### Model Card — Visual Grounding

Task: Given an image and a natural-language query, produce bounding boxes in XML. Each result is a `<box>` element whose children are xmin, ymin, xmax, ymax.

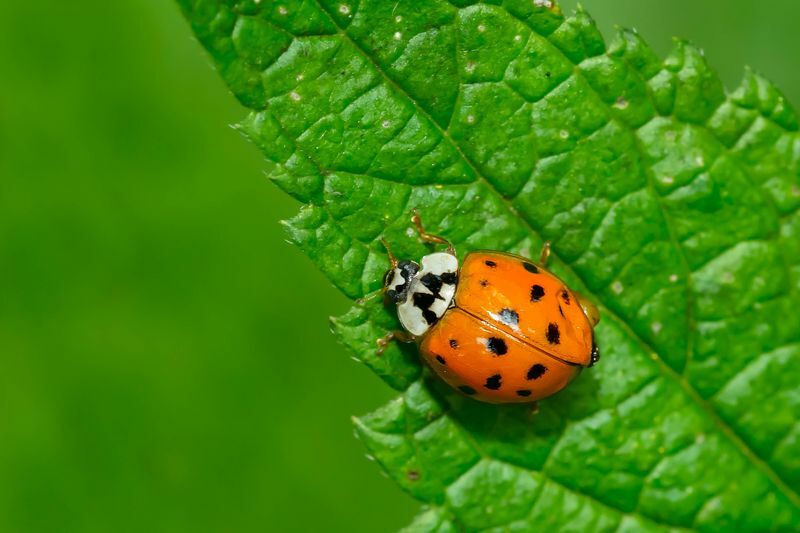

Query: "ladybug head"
<box><xmin>383</xmin><ymin>260</ymin><xmax>419</xmax><ymax>303</ymax></box>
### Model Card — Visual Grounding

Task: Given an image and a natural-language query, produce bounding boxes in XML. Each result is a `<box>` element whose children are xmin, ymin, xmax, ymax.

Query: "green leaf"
<box><xmin>179</xmin><ymin>0</ymin><xmax>800</xmax><ymax>529</ymax></box>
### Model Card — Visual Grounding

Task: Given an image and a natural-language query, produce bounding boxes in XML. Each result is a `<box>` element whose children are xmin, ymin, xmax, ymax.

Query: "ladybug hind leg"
<box><xmin>574</xmin><ymin>291</ymin><xmax>600</xmax><ymax>327</ymax></box>
<box><xmin>376</xmin><ymin>330</ymin><xmax>416</xmax><ymax>355</ymax></box>
<box><xmin>539</xmin><ymin>241</ymin><xmax>551</xmax><ymax>266</ymax></box>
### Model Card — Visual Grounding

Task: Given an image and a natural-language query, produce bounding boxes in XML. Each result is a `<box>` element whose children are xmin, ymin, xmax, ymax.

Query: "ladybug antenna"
<box><xmin>410</xmin><ymin>208</ymin><xmax>455</xmax><ymax>255</ymax></box>
<box><xmin>380</xmin><ymin>237</ymin><xmax>398</xmax><ymax>269</ymax></box>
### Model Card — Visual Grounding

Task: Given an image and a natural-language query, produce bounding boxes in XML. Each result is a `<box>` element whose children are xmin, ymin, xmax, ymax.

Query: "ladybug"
<box><xmin>377</xmin><ymin>210</ymin><xmax>600</xmax><ymax>404</ymax></box>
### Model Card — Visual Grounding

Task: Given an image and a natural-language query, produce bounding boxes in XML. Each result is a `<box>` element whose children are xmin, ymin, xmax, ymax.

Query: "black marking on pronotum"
<box><xmin>449</xmin><ymin>339</ymin><xmax>459</xmax><ymax>349</ymax></box>
<box><xmin>486</xmin><ymin>337</ymin><xmax>508</xmax><ymax>355</ymax></box>
<box><xmin>386</xmin><ymin>260</ymin><xmax>419</xmax><ymax>302</ymax></box>
<box><xmin>498</xmin><ymin>308</ymin><xmax>519</xmax><ymax>327</ymax></box>
<box><xmin>561</xmin><ymin>289</ymin><xmax>571</xmax><ymax>305</ymax></box>
<box><xmin>485</xmin><ymin>260</ymin><xmax>497</xmax><ymax>268</ymax></box>
<box><xmin>530</xmin><ymin>284</ymin><xmax>545</xmax><ymax>302</ymax></box>
<box><xmin>419</xmin><ymin>272</ymin><xmax>444</xmax><ymax>299</ymax></box>
<box><xmin>546</xmin><ymin>323</ymin><xmax>561</xmax><ymax>345</ymax></box>
<box><xmin>522</xmin><ymin>262</ymin><xmax>539</xmax><ymax>274</ymax></box>
<box><xmin>440</xmin><ymin>272</ymin><xmax>457</xmax><ymax>285</ymax></box>
<box><xmin>479</xmin><ymin>279</ymin><xmax>489</xmax><ymax>287</ymax></box>
<box><xmin>435</xmin><ymin>355</ymin><xmax>446</xmax><ymax>365</ymax></box>
<box><xmin>527</xmin><ymin>364</ymin><xmax>546</xmax><ymax>380</ymax></box>
<box><xmin>459</xmin><ymin>385</ymin><xmax>476</xmax><ymax>395</ymax></box>
<box><xmin>516</xmin><ymin>389</ymin><xmax>532</xmax><ymax>397</ymax></box>
<box><xmin>485</xmin><ymin>374</ymin><xmax>502</xmax><ymax>390</ymax></box>
<box><xmin>413</xmin><ymin>292</ymin><xmax>438</xmax><ymax>325</ymax></box>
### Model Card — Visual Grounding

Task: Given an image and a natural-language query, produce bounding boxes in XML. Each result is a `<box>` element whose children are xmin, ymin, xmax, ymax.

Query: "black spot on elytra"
<box><xmin>522</xmin><ymin>262</ymin><xmax>539</xmax><ymax>274</ymax></box>
<box><xmin>561</xmin><ymin>289</ymin><xmax>571</xmax><ymax>305</ymax></box>
<box><xmin>449</xmin><ymin>339</ymin><xmax>458</xmax><ymax>349</ymax></box>
<box><xmin>485</xmin><ymin>374</ymin><xmax>502</xmax><ymax>390</ymax></box>
<box><xmin>441</xmin><ymin>271</ymin><xmax>457</xmax><ymax>285</ymax></box>
<box><xmin>458</xmin><ymin>385</ymin><xmax>476</xmax><ymax>395</ymax></box>
<box><xmin>546</xmin><ymin>323</ymin><xmax>561</xmax><ymax>345</ymax></box>
<box><xmin>435</xmin><ymin>355</ymin><xmax>446</xmax><ymax>365</ymax></box>
<box><xmin>558</xmin><ymin>304</ymin><xmax>565</xmax><ymax>318</ymax></box>
<box><xmin>486</xmin><ymin>337</ymin><xmax>508</xmax><ymax>356</ymax></box>
<box><xmin>485</xmin><ymin>260</ymin><xmax>497</xmax><ymax>268</ymax></box>
<box><xmin>498</xmin><ymin>308</ymin><xmax>519</xmax><ymax>327</ymax></box>
<box><xmin>530</xmin><ymin>284</ymin><xmax>545</xmax><ymax>302</ymax></box>
<box><xmin>527</xmin><ymin>363</ymin><xmax>546</xmax><ymax>380</ymax></box>
<box><xmin>516</xmin><ymin>389</ymin><xmax>532</xmax><ymax>397</ymax></box>
<box><xmin>479</xmin><ymin>279</ymin><xmax>489</xmax><ymax>287</ymax></box>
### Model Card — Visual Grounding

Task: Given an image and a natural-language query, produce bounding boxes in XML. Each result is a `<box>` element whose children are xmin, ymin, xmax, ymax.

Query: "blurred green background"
<box><xmin>0</xmin><ymin>1</ymin><xmax>797</xmax><ymax>531</ymax></box>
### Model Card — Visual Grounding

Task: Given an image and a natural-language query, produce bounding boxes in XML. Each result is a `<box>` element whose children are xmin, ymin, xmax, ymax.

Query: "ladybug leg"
<box><xmin>589</xmin><ymin>337</ymin><xmax>601</xmax><ymax>367</ymax></box>
<box><xmin>380</xmin><ymin>237</ymin><xmax>399</xmax><ymax>269</ymax></box>
<box><xmin>539</xmin><ymin>241</ymin><xmax>551</xmax><ymax>266</ymax></box>
<box><xmin>574</xmin><ymin>292</ymin><xmax>601</xmax><ymax>327</ymax></box>
<box><xmin>411</xmin><ymin>208</ymin><xmax>455</xmax><ymax>255</ymax></box>
<box><xmin>356</xmin><ymin>290</ymin><xmax>383</xmax><ymax>306</ymax></box>
<box><xmin>376</xmin><ymin>330</ymin><xmax>416</xmax><ymax>355</ymax></box>
<box><xmin>526</xmin><ymin>402</ymin><xmax>540</xmax><ymax>420</ymax></box>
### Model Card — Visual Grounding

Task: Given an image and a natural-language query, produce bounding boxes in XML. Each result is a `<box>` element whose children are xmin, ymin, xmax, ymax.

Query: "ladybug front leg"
<box><xmin>376</xmin><ymin>330</ymin><xmax>417</xmax><ymax>355</ymax></box>
<box><xmin>411</xmin><ymin>208</ymin><xmax>455</xmax><ymax>255</ymax></box>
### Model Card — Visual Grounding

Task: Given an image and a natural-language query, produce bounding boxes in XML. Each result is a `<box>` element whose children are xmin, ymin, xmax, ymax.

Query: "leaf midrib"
<box><xmin>293</xmin><ymin>0</ymin><xmax>800</xmax><ymax>508</ymax></box>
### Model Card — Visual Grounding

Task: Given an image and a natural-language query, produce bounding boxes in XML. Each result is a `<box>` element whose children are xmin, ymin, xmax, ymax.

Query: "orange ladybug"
<box><xmin>378</xmin><ymin>210</ymin><xmax>600</xmax><ymax>404</ymax></box>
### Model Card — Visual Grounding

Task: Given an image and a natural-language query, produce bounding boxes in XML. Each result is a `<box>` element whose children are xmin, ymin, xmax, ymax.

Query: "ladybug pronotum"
<box><xmin>377</xmin><ymin>210</ymin><xmax>600</xmax><ymax>404</ymax></box>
